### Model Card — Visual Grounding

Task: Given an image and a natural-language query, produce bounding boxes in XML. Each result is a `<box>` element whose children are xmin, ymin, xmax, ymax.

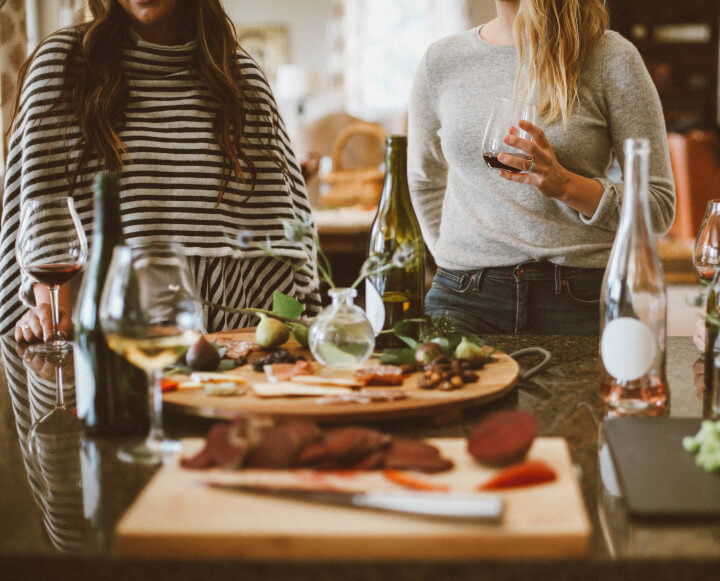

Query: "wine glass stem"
<box><xmin>54</xmin><ymin>363</ymin><xmax>65</xmax><ymax>410</ymax></box>
<box><xmin>146</xmin><ymin>370</ymin><xmax>166</xmax><ymax>446</ymax></box>
<box><xmin>48</xmin><ymin>285</ymin><xmax>62</xmax><ymax>342</ymax></box>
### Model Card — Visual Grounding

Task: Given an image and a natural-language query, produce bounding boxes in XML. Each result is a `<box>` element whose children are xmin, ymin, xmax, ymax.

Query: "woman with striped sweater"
<box><xmin>2</xmin><ymin>0</ymin><xmax>320</xmax><ymax>342</ymax></box>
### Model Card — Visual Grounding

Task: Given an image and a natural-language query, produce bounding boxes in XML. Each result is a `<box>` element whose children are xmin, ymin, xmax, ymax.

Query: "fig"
<box><xmin>454</xmin><ymin>336</ymin><xmax>486</xmax><ymax>363</ymax></box>
<box><xmin>287</xmin><ymin>321</ymin><xmax>310</xmax><ymax>348</ymax></box>
<box><xmin>415</xmin><ymin>342</ymin><xmax>445</xmax><ymax>365</ymax></box>
<box><xmin>186</xmin><ymin>336</ymin><xmax>221</xmax><ymax>371</ymax></box>
<box><xmin>255</xmin><ymin>314</ymin><xmax>290</xmax><ymax>349</ymax></box>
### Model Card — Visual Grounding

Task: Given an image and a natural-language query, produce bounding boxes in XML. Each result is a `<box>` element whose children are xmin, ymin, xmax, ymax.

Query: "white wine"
<box><xmin>366</xmin><ymin>135</ymin><xmax>425</xmax><ymax>348</ymax></box>
<box><xmin>106</xmin><ymin>329</ymin><xmax>199</xmax><ymax>372</ymax></box>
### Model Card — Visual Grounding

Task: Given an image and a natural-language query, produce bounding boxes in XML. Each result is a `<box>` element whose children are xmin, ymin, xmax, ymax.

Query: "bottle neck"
<box><xmin>620</xmin><ymin>140</ymin><xmax>652</xmax><ymax>233</ymax></box>
<box><xmin>93</xmin><ymin>178</ymin><xmax>124</xmax><ymax>248</ymax></box>
<box><xmin>380</xmin><ymin>137</ymin><xmax>410</xmax><ymax>208</ymax></box>
<box><xmin>329</xmin><ymin>287</ymin><xmax>356</xmax><ymax>306</ymax></box>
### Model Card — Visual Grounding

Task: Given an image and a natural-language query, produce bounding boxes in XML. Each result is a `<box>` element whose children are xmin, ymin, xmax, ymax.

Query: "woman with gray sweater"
<box><xmin>408</xmin><ymin>0</ymin><xmax>675</xmax><ymax>335</ymax></box>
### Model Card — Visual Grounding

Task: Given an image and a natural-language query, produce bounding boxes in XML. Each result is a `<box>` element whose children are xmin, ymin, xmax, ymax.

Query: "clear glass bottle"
<box><xmin>308</xmin><ymin>288</ymin><xmax>375</xmax><ymax>369</ymax></box>
<box><xmin>599</xmin><ymin>138</ymin><xmax>668</xmax><ymax>416</ymax></box>
<box><xmin>365</xmin><ymin>135</ymin><xmax>425</xmax><ymax>348</ymax></box>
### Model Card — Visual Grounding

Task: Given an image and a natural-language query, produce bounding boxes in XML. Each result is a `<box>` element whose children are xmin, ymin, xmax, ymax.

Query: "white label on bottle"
<box><xmin>365</xmin><ymin>280</ymin><xmax>385</xmax><ymax>336</ymax></box>
<box><xmin>601</xmin><ymin>317</ymin><xmax>656</xmax><ymax>381</ymax></box>
<box><xmin>73</xmin><ymin>346</ymin><xmax>93</xmax><ymax>423</ymax></box>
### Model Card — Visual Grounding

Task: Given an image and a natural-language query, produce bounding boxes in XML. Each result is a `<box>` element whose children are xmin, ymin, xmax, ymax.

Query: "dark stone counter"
<box><xmin>1</xmin><ymin>335</ymin><xmax>718</xmax><ymax>580</ymax></box>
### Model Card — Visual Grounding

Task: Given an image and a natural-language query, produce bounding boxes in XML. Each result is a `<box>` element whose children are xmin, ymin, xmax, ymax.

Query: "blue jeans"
<box><xmin>425</xmin><ymin>261</ymin><xmax>604</xmax><ymax>335</ymax></box>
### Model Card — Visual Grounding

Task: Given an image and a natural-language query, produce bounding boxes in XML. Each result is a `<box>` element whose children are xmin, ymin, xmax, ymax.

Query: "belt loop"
<box><xmin>473</xmin><ymin>269</ymin><xmax>486</xmax><ymax>291</ymax></box>
<box><xmin>554</xmin><ymin>264</ymin><xmax>562</xmax><ymax>294</ymax></box>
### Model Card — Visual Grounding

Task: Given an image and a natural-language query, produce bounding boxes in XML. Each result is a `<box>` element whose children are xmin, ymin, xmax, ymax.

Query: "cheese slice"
<box><xmin>252</xmin><ymin>382</ymin><xmax>353</xmax><ymax>398</ymax></box>
<box><xmin>177</xmin><ymin>380</ymin><xmax>204</xmax><ymax>390</ymax></box>
<box><xmin>190</xmin><ymin>372</ymin><xmax>247</xmax><ymax>384</ymax></box>
<box><xmin>290</xmin><ymin>375</ymin><xmax>361</xmax><ymax>388</ymax></box>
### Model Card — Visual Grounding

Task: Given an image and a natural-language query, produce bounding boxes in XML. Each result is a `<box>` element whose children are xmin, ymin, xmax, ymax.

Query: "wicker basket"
<box><xmin>319</xmin><ymin>121</ymin><xmax>386</xmax><ymax>208</ymax></box>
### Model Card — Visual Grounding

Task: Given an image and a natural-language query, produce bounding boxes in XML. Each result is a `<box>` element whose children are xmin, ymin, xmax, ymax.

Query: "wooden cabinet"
<box><xmin>606</xmin><ymin>0</ymin><xmax>720</xmax><ymax>125</ymax></box>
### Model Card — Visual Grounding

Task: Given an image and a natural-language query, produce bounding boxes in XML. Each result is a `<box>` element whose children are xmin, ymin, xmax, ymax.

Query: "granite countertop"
<box><xmin>0</xmin><ymin>335</ymin><xmax>718</xmax><ymax>580</ymax></box>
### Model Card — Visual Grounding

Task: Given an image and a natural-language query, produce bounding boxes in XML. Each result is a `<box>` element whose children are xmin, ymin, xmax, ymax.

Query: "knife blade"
<box><xmin>205</xmin><ymin>482</ymin><xmax>504</xmax><ymax>522</ymax></box>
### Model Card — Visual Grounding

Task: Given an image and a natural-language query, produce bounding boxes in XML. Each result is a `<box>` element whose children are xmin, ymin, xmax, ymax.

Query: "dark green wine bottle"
<box><xmin>366</xmin><ymin>135</ymin><xmax>425</xmax><ymax>349</ymax></box>
<box><xmin>74</xmin><ymin>173</ymin><xmax>149</xmax><ymax>437</ymax></box>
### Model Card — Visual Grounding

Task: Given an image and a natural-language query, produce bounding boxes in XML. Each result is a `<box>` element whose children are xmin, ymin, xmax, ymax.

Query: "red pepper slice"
<box><xmin>478</xmin><ymin>460</ymin><xmax>557</xmax><ymax>491</ymax></box>
<box><xmin>383</xmin><ymin>469</ymin><xmax>450</xmax><ymax>492</ymax></box>
<box><xmin>160</xmin><ymin>378</ymin><xmax>179</xmax><ymax>393</ymax></box>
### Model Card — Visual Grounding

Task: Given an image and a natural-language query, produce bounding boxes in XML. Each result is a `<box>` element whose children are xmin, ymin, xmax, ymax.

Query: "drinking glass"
<box><xmin>481</xmin><ymin>97</ymin><xmax>539</xmax><ymax>174</ymax></box>
<box><xmin>100</xmin><ymin>243</ymin><xmax>203</xmax><ymax>464</ymax></box>
<box><xmin>694</xmin><ymin>200</ymin><xmax>720</xmax><ymax>282</ymax></box>
<box><xmin>16</xmin><ymin>197</ymin><xmax>88</xmax><ymax>354</ymax></box>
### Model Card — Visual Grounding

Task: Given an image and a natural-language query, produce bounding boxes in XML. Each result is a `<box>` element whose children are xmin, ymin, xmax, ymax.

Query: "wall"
<box><xmin>223</xmin><ymin>0</ymin><xmax>333</xmax><ymax>70</ymax></box>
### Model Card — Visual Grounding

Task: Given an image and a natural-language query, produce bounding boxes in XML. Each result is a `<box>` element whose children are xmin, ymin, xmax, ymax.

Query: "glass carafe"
<box><xmin>599</xmin><ymin>138</ymin><xmax>668</xmax><ymax>416</ymax></box>
<box><xmin>694</xmin><ymin>200</ymin><xmax>720</xmax><ymax>282</ymax></box>
<box><xmin>308</xmin><ymin>288</ymin><xmax>375</xmax><ymax>369</ymax></box>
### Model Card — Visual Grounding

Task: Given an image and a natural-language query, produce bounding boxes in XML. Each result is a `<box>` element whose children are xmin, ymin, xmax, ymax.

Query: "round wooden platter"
<box><xmin>163</xmin><ymin>329</ymin><xmax>520</xmax><ymax>424</ymax></box>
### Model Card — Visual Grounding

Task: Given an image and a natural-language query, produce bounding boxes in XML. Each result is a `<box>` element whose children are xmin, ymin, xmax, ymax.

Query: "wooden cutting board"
<box><xmin>114</xmin><ymin>438</ymin><xmax>591</xmax><ymax>560</ymax></box>
<box><xmin>163</xmin><ymin>330</ymin><xmax>520</xmax><ymax>423</ymax></box>
<box><xmin>605</xmin><ymin>417</ymin><xmax>720</xmax><ymax>517</ymax></box>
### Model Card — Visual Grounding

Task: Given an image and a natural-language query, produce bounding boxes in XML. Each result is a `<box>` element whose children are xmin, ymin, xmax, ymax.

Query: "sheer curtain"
<box><xmin>328</xmin><ymin>0</ymin><xmax>472</xmax><ymax>121</ymax></box>
<box><xmin>0</xmin><ymin>0</ymin><xmax>28</xmax><ymax>169</ymax></box>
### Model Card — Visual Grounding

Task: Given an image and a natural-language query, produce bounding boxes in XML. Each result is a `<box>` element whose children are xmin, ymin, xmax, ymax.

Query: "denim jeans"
<box><xmin>425</xmin><ymin>261</ymin><xmax>604</xmax><ymax>335</ymax></box>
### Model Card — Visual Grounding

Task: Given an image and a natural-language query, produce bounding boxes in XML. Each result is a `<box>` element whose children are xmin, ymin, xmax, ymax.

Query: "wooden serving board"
<box><xmin>163</xmin><ymin>330</ymin><xmax>520</xmax><ymax>423</ymax></box>
<box><xmin>115</xmin><ymin>438</ymin><xmax>591</xmax><ymax>560</ymax></box>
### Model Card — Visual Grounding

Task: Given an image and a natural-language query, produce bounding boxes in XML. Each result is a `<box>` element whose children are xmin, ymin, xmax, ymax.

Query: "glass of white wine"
<box><xmin>100</xmin><ymin>243</ymin><xmax>202</xmax><ymax>464</ymax></box>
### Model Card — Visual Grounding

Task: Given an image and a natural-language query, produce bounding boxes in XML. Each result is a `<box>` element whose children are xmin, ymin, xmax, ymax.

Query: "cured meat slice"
<box><xmin>213</xmin><ymin>337</ymin><xmax>257</xmax><ymax>359</ymax></box>
<box><xmin>264</xmin><ymin>360</ymin><xmax>316</xmax><ymax>382</ymax></box>
<box><xmin>315</xmin><ymin>388</ymin><xmax>407</xmax><ymax>405</ymax></box>
<box><xmin>298</xmin><ymin>427</ymin><xmax>392</xmax><ymax>469</ymax></box>
<box><xmin>354</xmin><ymin>365</ymin><xmax>405</xmax><ymax>386</ymax></box>
<box><xmin>181</xmin><ymin>423</ymin><xmax>250</xmax><ymax>470</ymax></box>
<box><xmin>384</xmin><ymin>438</ymin><xmax>454</xmax><ymax>473</ymax></box>
<box><xmin>245</xmin><ymin>422</ymin><xmax>322</xmax><ymax>469</ymax></box>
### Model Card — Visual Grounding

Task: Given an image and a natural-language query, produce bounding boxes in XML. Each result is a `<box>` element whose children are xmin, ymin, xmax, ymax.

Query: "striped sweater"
<box><xmin>1</xmin><ymin>28</ymin><xmax>320</xmax><ymax>334</ymax></box>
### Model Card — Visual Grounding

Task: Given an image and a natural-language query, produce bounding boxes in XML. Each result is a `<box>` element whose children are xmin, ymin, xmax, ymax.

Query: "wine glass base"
<box><xmin>117</xmin><ymin>438</ymin><xmax>182</xmax><ymax>465</ymax></box>
<box><xmin>26</xmin><ymin>340</ymin><xmax>71</xmax><ymax>357</ymax></box>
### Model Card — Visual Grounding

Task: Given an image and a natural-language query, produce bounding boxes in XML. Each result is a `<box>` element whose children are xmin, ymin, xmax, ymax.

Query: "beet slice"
<box><xmin>467</xmin><ymin>410</ymin><xmax>538</xmax><ymax>466</ymax></box>
<box><xmin>384</xmin><ymin>439</ymin><xmax>454</xmax><ymax>473</ymax></box>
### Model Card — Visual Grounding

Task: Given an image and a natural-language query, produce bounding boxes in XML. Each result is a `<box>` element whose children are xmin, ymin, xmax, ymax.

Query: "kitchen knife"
<box><xmin>206</xmin><ymin>482</ymin><xmax>504</xmax><ymax>522</ymax></box>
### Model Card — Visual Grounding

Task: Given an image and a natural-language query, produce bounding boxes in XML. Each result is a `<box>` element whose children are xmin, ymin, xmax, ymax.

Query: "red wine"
<box><xmin>27</xmin><ymin>263</ymin><xmax>83</xmax><ymax>286</ymax></box>
<box><xmin>483</xmin><ymin>152</ymin><xmax>532</xmax><ymax>173</ymax></box>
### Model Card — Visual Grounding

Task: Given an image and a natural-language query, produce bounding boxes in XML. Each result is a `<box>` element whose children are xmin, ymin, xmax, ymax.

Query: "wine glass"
<box><xmin>25</xmin><ymin>349</ymin><xmax>81</xmax><ymax>442</ymax></box>
<box><xmin>481</xmin><ymin>97</ymin><xmax>539</xmax><ymax>173</ymax></box>
<box><xmin>694</xmin><ymin>200</ymin><xmax>720</xmax><ymax>282</ymax></box>
<box><xmin>100</xmin><ymin>243</ymin><xmax>202</xmax><ymax>464</ymax></box>
<box><xmin>16</xmin><ymin>197</ymin><xmax>88</xmax><ymax>354</ymax></box>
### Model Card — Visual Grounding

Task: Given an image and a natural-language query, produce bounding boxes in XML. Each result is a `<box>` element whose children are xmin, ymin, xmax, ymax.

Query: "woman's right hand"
<box><xmin>14</xmin><ymin>304</ymin><xmax>72</xmax><ymax>343</ymax></box>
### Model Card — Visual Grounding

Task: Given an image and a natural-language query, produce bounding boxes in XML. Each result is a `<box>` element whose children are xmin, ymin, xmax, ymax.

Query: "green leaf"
<box><xmin>379</xmin><ymin>348</ymin><xmax>418</xmax><ymax>365</ymax></box>
<box><xmin>217</xmin><ymin>359</ymin><xmax>239</xmax><ymax>371</ymax></box>
<box><xmin>392</xmin><ymin>319</ymin><xmax>424</xmax><ymax>349</ymax></box>
<box><xmin>272</xmin><ymin>291</ymin><xmax>304</xmax><ymax>319</ymax></box>
<box><xmin>210</xmin><ymin>342</ymin><xmax>228</xmax><ymax>359</ymax></box>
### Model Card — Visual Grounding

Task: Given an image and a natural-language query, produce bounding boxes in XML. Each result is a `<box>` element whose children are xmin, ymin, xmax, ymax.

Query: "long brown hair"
<box><xmin>514</xmin><ymin>0</ymin><xmax>608</xmax><ymax>124</ymax></box>
<box><xmin>8</xmin><ymin>0</ymin><xmax>279</xmax><ymax>201</ymax></box>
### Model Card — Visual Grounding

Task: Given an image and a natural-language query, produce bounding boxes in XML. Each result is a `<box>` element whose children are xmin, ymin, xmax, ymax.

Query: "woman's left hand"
<box><xmin>497</xmin><ymin>120</ymin><xmax>570</xmax><ymax>199</ymax></box>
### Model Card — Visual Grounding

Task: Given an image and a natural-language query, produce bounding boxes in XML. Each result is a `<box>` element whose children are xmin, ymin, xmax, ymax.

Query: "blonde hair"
<box><xmin>513</xmin><ymin>0</ymin><xmax>608</xmax><ymax>125</ymax></box>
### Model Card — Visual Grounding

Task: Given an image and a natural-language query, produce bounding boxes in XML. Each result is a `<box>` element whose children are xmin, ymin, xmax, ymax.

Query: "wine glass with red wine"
<box><xmin>16</xmin><ymin>197</ymin><xmax>88</xmax><ymax>354</ymax></box>
<box><xmin>482</xmin><ymin>98</ymin><xmax>539</xmax><ymax>173</ymax></box>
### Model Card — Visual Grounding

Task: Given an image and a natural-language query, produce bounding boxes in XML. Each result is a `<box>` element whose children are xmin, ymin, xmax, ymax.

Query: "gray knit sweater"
<box><xmin>408</xmin><ymin>28</ymin><xmax>675</xmax><ymax>270</ymax></box>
